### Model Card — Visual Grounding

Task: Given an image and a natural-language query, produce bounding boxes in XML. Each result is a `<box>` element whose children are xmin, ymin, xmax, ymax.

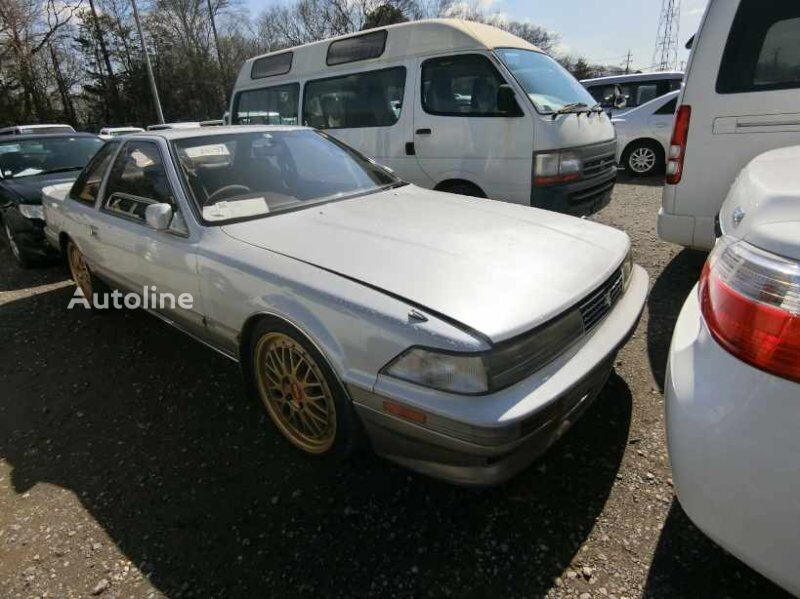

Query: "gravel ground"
<box><xmin>0</xmin><ymin>175</ymin><xmax>792</xmax><ymax>599</ymax></box>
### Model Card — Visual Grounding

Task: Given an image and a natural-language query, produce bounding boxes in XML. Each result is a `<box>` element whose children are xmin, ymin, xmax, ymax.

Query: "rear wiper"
<box><xmin>39</xmin><ymin>166</ymin><xmax>84</xmax><ymax>175</ymax></box>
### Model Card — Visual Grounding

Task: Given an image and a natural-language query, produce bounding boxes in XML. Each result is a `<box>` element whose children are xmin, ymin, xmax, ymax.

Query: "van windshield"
<box><xmin>495</xmin><ymin>48</ymin><xmax>596</xmax><ymax>113</ymax></box>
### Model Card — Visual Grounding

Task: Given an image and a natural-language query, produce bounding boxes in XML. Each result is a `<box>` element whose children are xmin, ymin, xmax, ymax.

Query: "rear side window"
<box><xmin>327</xmin><ymin>30</ymin><xmax>386</xmax><ymax>66</ymax></box>
<box><xmin>655</xmin><ymin>98</ymin><xmax>677</xmax><ymax>115</ymax></box>
<box><xmin>102</xmin><ymin>141</ymin><xmax>173</xmax><ymax>221</ymax></box>
<box><xmin>303</xmin><ymin>67</ymin><xmax>405</xmax><ymax>129</ymax></box>
<box><xmin>717</xmin><ymin>2</ymin><xmax>800</xmax><ymax>93</ymax></box>
<box><xmin>233</xmin><ymin>83</ymin><xmax>299</xmax><ymax>125</ymax></box>
<box><xmin>421</xmin><ymin>54</ymin><xmax>510</xmax><ymax>116</ymax></box>
<box><xmin>70</xmin><ymin>141</ymin><xmax>120</xmax><ymax>205</ymax></box>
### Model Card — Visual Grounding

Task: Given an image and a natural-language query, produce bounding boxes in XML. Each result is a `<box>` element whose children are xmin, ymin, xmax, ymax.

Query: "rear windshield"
<box><xmin>495</xmin><ymin>48</ymin><xmax>596</xmax><ymax>113</ymax></box>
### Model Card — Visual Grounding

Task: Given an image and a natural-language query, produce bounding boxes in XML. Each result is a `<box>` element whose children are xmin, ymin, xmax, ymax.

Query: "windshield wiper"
<box><xmin>553</xmin><ymin>102</ymin><xmax>590</xmax><ymax>116</ymax></box>
<box><xmin>38</xmin><ymin>166</ymin><xmax>84</xmax><ymax>175</ymax></box>
<box><xmin>590</xmin><ymin>103</ymin><xmax>605</xmax><ymax>113</ymax></box>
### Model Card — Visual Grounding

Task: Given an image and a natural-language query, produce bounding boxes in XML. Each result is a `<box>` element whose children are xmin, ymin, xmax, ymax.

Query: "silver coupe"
<box><xmin>43</xmin><ymin>126</ymin><xmax>648</xmax><ymax>485</ymax></box>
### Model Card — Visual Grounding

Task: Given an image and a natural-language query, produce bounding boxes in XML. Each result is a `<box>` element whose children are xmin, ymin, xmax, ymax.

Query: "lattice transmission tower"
<box><xmin>652</xmin><ymin>0</ymin><xmax>681</xmax><ymax>71</ymax></box>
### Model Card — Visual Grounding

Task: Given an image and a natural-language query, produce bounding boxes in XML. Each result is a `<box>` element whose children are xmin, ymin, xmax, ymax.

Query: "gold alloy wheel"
<box><xmin>67</xmin><ymin>242</ymin><xmax>93</xmax><ymax>299</ymax></box>
<box><xmin>254</xmin><ymin>332</ymin><xmax>337</xmax><ymax>454</ymax></box>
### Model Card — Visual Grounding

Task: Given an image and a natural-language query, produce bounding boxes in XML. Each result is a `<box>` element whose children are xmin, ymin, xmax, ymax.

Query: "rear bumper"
<box><xmin>531</xmin><ymin>167</ymin><xmax>616</xmax><ymax>216</ymax></box>
<box><xmin>657</xmin><ymin>207</ymin><xmax>715</xmax><ymax>250</ymax></box>
<box><xmin>350</xmin><ymin>265</ymin><xmax>648</xmax><ymax>486</ymax></box>
<box><xmin>665</xmin><ymin>288</ymin><xmax>800</xmax><ymax>596</ymax></box>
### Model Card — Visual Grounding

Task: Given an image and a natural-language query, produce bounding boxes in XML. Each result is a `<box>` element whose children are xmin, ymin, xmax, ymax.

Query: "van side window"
<box><xmin>717</xmin><ymin>2</ymin><xmax>800</xmax><ymax>94</ymax></box>
<box><xmin>102</xmin><ymin>141</ymin><xmax>173</xmax><ymax>222</ymax></box>
<box><xmin>233</xmin><ymin>83</ymin><xmax>299</xmax><ymax>125</ymax></box>
<box><xmin>70</xmin><ymin>141</ymin><xmax>120</xmax><ymax>205</ymax></box>
<box><xmin>302</xmin><ymin>67</ymin><xmax>405</xmax><ymax>129</ymax></box>
<box><xmin>421</xmin><ymin>54</ymin><xmax>512</xmax><ymax>116</ymax></box>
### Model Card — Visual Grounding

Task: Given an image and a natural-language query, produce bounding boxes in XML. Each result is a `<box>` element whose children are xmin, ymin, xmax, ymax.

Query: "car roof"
<box><xmin>130</xmin><ymin>125</ymin><xmax>308</xmax><ymax>141</ymax></box>
<box><xmin>581</xmin><ymin>71</ymin><xmax>684</xmax><ymax>85</ymax></box>
<box><xmin>0</xmin><ymin>132</ymin><xmax>101</xmax><ymax>142</ymax></box>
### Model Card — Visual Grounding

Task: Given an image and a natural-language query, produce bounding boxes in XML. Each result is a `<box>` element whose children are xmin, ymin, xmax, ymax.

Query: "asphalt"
<box><xmin>0</xmin><ymin>174</ymin><xmax>792</xmax><ymax>598</ymax></box>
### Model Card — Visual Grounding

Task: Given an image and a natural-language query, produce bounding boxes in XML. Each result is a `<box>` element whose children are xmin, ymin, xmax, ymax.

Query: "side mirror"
<box><xmin>497</xmin><ymin>84</ymin><xmax>521</xmax><ymax>115</ymax></box>
<box><xmin>145</xmin><ymin>203</ymin><xmax>173</xmax><ymax>230</ymax></box>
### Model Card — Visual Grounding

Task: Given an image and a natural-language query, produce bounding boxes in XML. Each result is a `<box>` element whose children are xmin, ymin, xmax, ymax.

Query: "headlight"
<box><xmin>533</xmin><ymin>150</ymin><xmax>582</xmax><ymax>186</ymax></box>
<box><xmin>18</xmin><ymin>204</ymin><xmax>44</xmax><ymax>220</ymax></box>
<box><xmin>621</xmin><ymin>249</ymin><xmax>634</xmax><ymax>290</ymax></box>
<box><xmin>382</xmin><ymin>347</ymin><xmax>489</xmax><ymax>394</ymax></box>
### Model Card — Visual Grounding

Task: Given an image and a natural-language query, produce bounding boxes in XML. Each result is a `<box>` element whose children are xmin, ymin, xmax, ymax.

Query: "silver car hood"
<box><xmin>222</xmin><ymin>185</ymin><xmax>629</xmax><ymax>342</ymax></box>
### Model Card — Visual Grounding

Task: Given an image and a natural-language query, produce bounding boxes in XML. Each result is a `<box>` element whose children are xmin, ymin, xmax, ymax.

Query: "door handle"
<box><xmin>415</xmin><ymin>128</ymin><xmax>432</xmax><ymax>135</ymax></box>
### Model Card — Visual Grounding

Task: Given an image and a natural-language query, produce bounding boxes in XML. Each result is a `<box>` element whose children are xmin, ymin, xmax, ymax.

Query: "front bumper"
<box><xmin>350</xmin><ymin>264</ymin><xmax>648</xmax><ymax>486</ymax></box>
<box><xmin>665</xmin><ymin>287</ymin><xmax>800</xmax><ymax>597</ymax></box>
<box><xmin>4</xmin><ymin>209</ymin><xmax>55</xmax><ymax>259</ymax></box>
<box><xmin>531</xmin><ymin>167</ymin><xmax>616</xmax><ymax>217</ymax></box>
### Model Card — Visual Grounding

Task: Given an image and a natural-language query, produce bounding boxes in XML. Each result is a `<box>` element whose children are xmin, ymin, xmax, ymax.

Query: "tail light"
<box><xmin>700</xmin><ymin>237</ymin><xmax>800</xmax><ymax>383</ymax></box>
<box><xmin>665</xmin><ymin>105</ymin><xmax>691</xmax><ymax>185</ymax></box>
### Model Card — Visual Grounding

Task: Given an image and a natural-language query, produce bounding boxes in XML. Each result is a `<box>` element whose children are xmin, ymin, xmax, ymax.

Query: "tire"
<box><xmin>3</xmin><ymin>219</ymin><xmax>35</xmax><ymax>269</ymax></box>
<box><xmin>439</xmin><ymin>181</ymin><xmax>486</xmax><ymax>198</ymax></box>
<box><xmin>66</xmin><ymin>240</ymin><xmax>108</xmax><ymax>303</ymax></box>
<box><xmin>248</xmin><ymin>319</ymin><xmax>362</xmax><ymax>461</ymax></box>
<box><xmin>623</xmin><ymin>140</ymin><xmax>664</xmax><ymax>177</ymax></box>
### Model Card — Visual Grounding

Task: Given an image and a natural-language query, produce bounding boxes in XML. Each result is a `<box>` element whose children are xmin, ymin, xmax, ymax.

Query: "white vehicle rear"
<box><xmin>582</xmin><ymin>71</ymin><xmax>683</xmax><ymax>116</ymax></box>
<box><xmin>0</xmin><ymin>124</ymin><xmax>75</xmax><ymax>136</ymax></box>
<box><xmin>98</xmin><ymin>127</ymin><xmax>144</xmax><ymax>140</ymax></box>
<box><xmin>659</xmin><ymin>0</ymin><xmax>800</xmax><ymax>250</ymax></box>
<box><xmin>665</xmin><ymin>145</ymin><xmax>800</xmax><ymax>596</ymax></box>
<box><xmin>612</xmin><ymin>91</ymin><xmax>678</xmax><ymax>176</ymax></box>
<box><xmin>230</xmin><ymin>19</ymin><xmax>618</xmax><ymax>216</ymax></box>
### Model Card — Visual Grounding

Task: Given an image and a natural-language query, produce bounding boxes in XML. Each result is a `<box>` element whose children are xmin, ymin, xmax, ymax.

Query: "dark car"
<box><xmin>0</xmin><ymin>132</ymin><xmax>104</xmax><ymax>267</ymax></box>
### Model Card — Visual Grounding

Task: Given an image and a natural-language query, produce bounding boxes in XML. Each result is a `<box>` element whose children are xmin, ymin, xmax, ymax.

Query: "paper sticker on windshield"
<box><xmin>185</xmin><ymin>144</ymin><xmax>230</xmax><ymax>159</ymax></box>
<box><xmin>203</xmin><ymin>197</ymin><xmax>269</xmax><ymax>221</ymax></box>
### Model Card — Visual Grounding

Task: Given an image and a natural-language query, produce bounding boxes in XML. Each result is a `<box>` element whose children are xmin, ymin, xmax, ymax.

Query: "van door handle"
<box><xmin>415</xmin><ymin>128</ymin><xmax>432</xmax><ymax>135</ymax></box>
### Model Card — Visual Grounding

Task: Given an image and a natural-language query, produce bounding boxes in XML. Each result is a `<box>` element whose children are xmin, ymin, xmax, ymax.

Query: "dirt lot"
<box><xmin>0</xmin><ymin>175</ymin><xmax>791</xmax><ymax>599</ymax></box>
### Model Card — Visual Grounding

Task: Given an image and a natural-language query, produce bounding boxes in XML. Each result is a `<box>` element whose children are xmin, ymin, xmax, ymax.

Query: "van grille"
<box><xmin>578</xmin><ymin>267</ymin><xmax>624</xmax><ymax>332</ymax></box>
<box><xmin>582</xmin><ymin>153</ymin><xmax>617</xmax><ymax>179</ymax></box>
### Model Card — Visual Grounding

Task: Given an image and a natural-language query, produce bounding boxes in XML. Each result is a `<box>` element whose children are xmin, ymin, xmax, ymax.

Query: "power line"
<box><xmin>652</xmin><ymin>0</ymin><xmax>681</xmax><ymax>71</ymax></box>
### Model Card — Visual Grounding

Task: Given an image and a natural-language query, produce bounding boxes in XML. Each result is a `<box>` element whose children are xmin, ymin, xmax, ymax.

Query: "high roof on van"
<box><xmin>234</xmin><ymin>19</ymin><xmax>541</xmax><ymax>89</ymax></box>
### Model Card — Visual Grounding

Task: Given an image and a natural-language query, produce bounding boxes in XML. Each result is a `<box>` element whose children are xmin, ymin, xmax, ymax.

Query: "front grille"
<box><xmin>569</xmin><ymin>178</ymin><xmax>615</xmax><ymax>205</ymax></box>
<box><xmin>583</xmin><ymin>153</ymin><xmax>616</xmax><ymax>178</ymax></box>
<box><xmin>578</xmin><ymin>267</ymin><xmax>624</xmax><ymax>333</ymax></box>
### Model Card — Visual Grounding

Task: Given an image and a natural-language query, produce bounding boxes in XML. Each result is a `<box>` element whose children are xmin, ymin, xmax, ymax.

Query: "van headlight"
<box><xmin>18</xmin><ymin>204</ymin><xmax>44</xmax><ymax>220</ymax></box>
<box><xmin>533</xmin><ymin>151</ymin><xmax>582</xmax><ymax>186</ymax></box>
<box><xmin>382</xmin><ymin>348</ymin><xmax>489</xmax><ymax>394</ymax></box>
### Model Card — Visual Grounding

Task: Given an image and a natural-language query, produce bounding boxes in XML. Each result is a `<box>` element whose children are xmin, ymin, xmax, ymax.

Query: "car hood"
<box><xmin>0</xmin><ymin>172</ymin><xmax>78</xmax><ymax>204</ymax></box>
<box><xmin>222</xmin><ymin>185</ymin><xmax>629</xmax><ymax>342</ymax></box>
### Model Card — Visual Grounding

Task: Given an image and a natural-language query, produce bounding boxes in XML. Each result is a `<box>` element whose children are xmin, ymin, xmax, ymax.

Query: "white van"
<box><xmin>659</xmin><ymin>0</ymin><xmax>800</xmax><ymax>250</ymax></box>
<box><xmin>230</xmin><ymin>19</ymin><xmax>618</xmax><ymax>215</ymax></box>
<box><xmin>581</xmin><ymin>72</ymin><xmax>683</xmax><ymax>116</ymax></box>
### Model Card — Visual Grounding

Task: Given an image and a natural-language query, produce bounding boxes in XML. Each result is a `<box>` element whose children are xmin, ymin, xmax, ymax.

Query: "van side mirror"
<box><xmin>145</xmin><ymin>203</ymin><xmax>173</xmax><ymax>230</ymax></box>
<box><xmin>497</xmin><ymin>84</ymin><xmax>521</xmax><ymax>115</ymax></box>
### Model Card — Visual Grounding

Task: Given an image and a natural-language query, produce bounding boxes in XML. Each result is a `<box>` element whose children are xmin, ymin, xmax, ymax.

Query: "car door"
<box><xmin>648</xmin><ymin>96</ymin><xmax>677</xmax><ymax>148</ymax></box>
<box><xmin>675</xmin><ymin>0</ymin><xmax>800</xmax><ymax>247</ymax></box>
<box><xmin>411</xmin><ymin>52</ymin><xmax>534</xmax><ymax>204</ymax></box>
<box><xmin>92</xmin><ymin>139</ymin><xmax>204</xmax><ymax>332</ymax></box>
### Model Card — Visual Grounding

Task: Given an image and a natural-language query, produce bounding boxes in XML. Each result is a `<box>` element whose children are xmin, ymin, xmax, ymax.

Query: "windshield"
<box><xmin>173</xmin><ymin>130</ymin><xmax>400</xmax><ymax>223</ymax></box>
<box><xmin>0</xmin><ymin>136</ymin><xmax>104</xmax><ymax>179</ymax></box>
<box><xmin>495</xmin><ymin>48</ymin><xmax>597</xmax><ymax>113</ymax></box>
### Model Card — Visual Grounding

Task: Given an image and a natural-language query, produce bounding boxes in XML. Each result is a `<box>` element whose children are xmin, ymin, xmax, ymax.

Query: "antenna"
<box><xmin>652</xmin><ymin>0</ymin><xmax>681</xmax><ymax>71</ymax></box>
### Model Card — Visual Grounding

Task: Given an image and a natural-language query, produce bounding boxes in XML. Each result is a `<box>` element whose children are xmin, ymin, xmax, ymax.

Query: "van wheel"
<box><xmin>623</xmin><ymin>140</ymin><xmax>664</xmax><ymax>176</ymax></box>
<box><xmin>249</xmin><ymin>320</ymin><xmax>362</xmax><ymax>461</ymax></box>
<box><xmin>438</xmin><ymin>181</ymin><xmax>486</xmax><ymax>198</ymax></box>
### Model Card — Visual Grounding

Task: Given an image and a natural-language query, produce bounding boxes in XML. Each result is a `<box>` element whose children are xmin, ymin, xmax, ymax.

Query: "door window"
<box><xmin>421</xmin><ymin>54</ymin><xmax>511</xmax><ymax>116</ymax></box>
<box><xmin>233</xmin><ymin>83</ymin><xmax>299</xmax><ymax>125</ymax></box>
<box><xmin>717</xmin><ymin>2</ymin><xmax>800</xmax><ymax>93</ymax></box>
<box><xmin>302</xmin><ymin>67</ymin><xmax>405</xmax><ymax>129</ymax></box>
<box><xmin>70</xmin><ymin>141</ymin><xmax>120</xmax><ymax>205</ymax></box>
<box><xmin>102</xmin><ymin>141</ymin><xmax>173</xmax><ymax>222</ymax></box>
<box><xmin>654</xmin><ymin>98</ymin><xmax>677</xmax><ymax>115</ymax></box>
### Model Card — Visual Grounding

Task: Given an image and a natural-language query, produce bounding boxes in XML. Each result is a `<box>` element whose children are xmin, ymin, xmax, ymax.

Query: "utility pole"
<box><xmin>131</xmin><ymin>0</ymin><xmax>165</xmax><ymax>124</ymax></box>
<box><xmin>652</xmin><ymin>0</ymin><xmax>681</xmax><ymax>71</ymax></box>
<box><xmin>206</xmin><ymin>0</ymin><xmax>224</xmax><ymax>70</ymax></box>
<box><xmin>623</xmin><ymin>50</ymin><xmax>633</xmax><ymax>74</ymax></box>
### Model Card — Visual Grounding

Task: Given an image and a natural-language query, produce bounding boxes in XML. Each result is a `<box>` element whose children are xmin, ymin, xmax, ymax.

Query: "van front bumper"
<box><xmin>531</xmin><ymin>167</ymin><xmax>616</xmax><ymax>216</ymax></box>
<box><xmin>349</xmin><ymin>265</ymin><xmax>648</xmax><ymax>486</ymax></box>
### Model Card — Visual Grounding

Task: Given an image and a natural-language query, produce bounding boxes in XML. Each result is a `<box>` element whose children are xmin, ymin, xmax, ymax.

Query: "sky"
<box><xmin>243</xmin><ymin>0</ymin><xmax>709</xmax><ymax>72</ymax></box>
